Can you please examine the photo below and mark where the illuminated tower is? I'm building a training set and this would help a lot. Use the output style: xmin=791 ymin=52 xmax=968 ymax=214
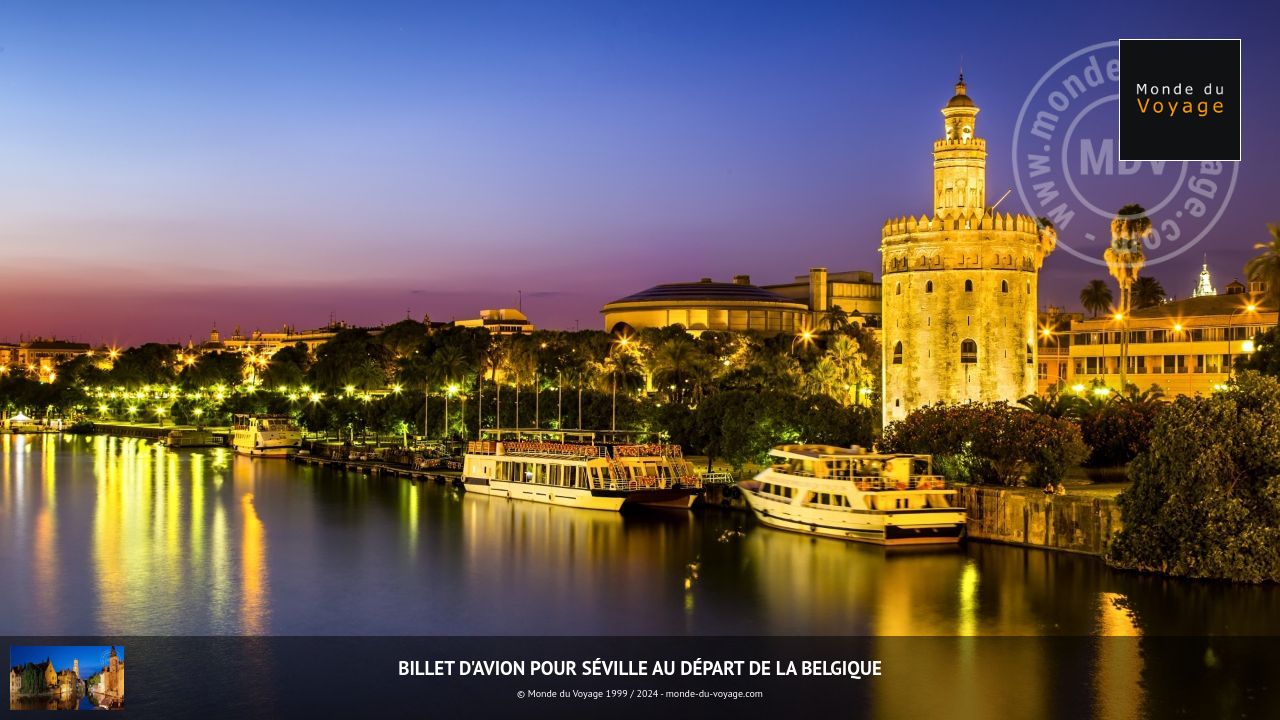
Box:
xmin=880 ymin=75 xmax=1057 ymax=425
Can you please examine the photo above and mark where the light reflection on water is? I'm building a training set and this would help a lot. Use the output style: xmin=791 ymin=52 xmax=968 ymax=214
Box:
xmin=0 ymin=434 xmax=1277 ymax=640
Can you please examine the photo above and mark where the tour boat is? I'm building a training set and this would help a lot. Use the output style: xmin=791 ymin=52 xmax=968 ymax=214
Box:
xmin=740 ymin=445 xmax=965 ymax=545
xmin=166 ymin=427 xmax=219 ymax=448
xmin=462 ymin=429 xmax=702 ymax=511
xmin=230 ymin=414 xmax=302 ymax=457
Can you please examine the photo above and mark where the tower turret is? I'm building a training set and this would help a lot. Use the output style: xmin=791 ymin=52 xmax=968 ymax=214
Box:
xmin=933 ymin=74 xmax=986 ymax=215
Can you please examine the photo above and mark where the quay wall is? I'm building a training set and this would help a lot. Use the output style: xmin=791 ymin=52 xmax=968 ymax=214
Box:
xmin=955 ymin=486 xmax=1123 ymax=556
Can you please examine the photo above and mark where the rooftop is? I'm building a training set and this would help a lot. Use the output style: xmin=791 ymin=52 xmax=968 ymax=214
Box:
xmin=606 ymin=279 xmax=805 ymax=305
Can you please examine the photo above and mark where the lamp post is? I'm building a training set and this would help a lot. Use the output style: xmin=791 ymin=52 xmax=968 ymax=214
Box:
xmin=611 ymin=336 xmax=631 ymax=432
xmin=1226 ymin=303 xmax=1259 ymax=377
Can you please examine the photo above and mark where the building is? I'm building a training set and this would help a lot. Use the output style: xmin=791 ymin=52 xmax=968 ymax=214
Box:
xmin=880 ymin=75 xmax=1057 ymax=424
xmin=93 ymin=647 xmax=123 ymax=706
xmin=761 ymin=268 xmax=882 ymax=326
xmin=1061 ymin=287 xmax=1275 ymax=397
xmin=1036 ymin=308 xmax=1080 ymax=395
xmin=0 ymin=339 xmax=94 ymax=377
xmin=601 ymin=277 xmax=812 ymax=336
xmin=203 ymin=322 xmax=355 ymax=356
xmin=9 ymin=666 xmax=19 ymax=696
xmin=1192 ymin=260 xmax=1217 ymax=297
xmin=454 ymin=308 xmax=534 ymax=335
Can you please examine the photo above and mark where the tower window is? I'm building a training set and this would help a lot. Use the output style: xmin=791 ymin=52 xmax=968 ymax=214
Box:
xmin=960 ymin=339 xmax=978 ymax=364
xmin=1001 ymin=280 xmax=1009 ymax=293
xmin=1026 ymin=343 xmax=1034 ymax=364
xmin=896 ymin=283 xmax=902 ymax=295
xmin=925 ymin=280 xmax=934 ymax=293
xmin=892 ymin=341 xmax=903 ymax=364
xmin=964 ymin=279 xmax=974 ymax=292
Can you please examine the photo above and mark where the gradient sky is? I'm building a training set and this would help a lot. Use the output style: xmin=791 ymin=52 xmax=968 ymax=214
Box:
xmin=1 ymin=1 xmax=1278 ymax=345
xmin=10 ymin=645 xmax=122 ymax=675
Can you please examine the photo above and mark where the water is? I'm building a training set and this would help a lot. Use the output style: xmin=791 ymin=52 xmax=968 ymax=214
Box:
xmin=2 ymin=433 xmax=1277 ymax=637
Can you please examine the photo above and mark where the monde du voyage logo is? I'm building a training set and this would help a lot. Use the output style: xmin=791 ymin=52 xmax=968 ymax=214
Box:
xmin=1012 ymin=40 xmax=1240 ymax=268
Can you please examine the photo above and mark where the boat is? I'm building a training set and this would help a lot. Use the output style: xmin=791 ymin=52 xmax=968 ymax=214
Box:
xmin=740 ymin=445 xmax=965 ymax=545
xmin=462 ymin=429 xmax=702 ymax=511
xmin=166 ymin=427 xmax=220 ymax=448
xmin=229 ymin=414 xmax=301 ymax=457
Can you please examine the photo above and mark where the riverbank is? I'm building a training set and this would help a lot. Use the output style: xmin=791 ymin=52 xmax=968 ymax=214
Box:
xmin=957 ymin=485 xmax=1124 ymax=556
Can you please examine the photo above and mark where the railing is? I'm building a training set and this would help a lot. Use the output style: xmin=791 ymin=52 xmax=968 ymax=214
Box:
xmin=699 ymin=471 xmax=736 ymax=485
xmin=769 ymin=466 xmax=950 ymax=491
xmin=589 ymin=474 xmax=702 ymax=492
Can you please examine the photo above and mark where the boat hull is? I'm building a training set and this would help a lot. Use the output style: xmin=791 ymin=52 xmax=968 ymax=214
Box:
xmin=468 ymin=477 xmax=698 ymax=512
xmin=742 ymin=486 xmax=964 ymax=546
xmin=232 ymin=445 xmax=299 ymax=458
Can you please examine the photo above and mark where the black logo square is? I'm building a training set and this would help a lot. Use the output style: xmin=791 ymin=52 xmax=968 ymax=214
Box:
xmin=1119 ymin=39 xmax=1240 ymax=161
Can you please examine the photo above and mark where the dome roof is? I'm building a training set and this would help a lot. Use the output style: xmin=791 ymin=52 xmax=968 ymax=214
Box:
xmin=946 ymin=74 xmax=974 ymax=108
xmin=607 ymin=279 xmax=803 ymax=305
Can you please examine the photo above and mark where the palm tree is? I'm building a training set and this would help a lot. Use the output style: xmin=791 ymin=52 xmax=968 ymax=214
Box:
xmin=1080 ymin=280 xmax=1113 ymax=319
xmin=1106 ymin=203 xmax=1151 ymax=387
xmin=1246 ymin=223 xmax=1280 ymax=329
xmin=433 ymin=346 xmax=469 ymax=438
xmin=1131 ymin=276 xmax=1166 ymax=310
xmin=1018 ymin=389 xmax=1085 ymax=421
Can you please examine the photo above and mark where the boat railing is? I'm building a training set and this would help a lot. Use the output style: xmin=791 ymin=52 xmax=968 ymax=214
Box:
xmin=467 ymin=440 xmax=607 ymax=458
xmin=770 ymin=466 xmax=950 ymax=490
xmin=699 ymin=471 xmax=736 ymax=485
xmin=589 ymin=474 xmax=702 ymax=492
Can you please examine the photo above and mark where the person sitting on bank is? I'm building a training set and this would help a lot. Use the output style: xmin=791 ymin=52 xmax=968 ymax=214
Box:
xmin=1043 ymin=482 xmax=1055 ymax=496
xmin=1055 ymin=482 xmax=1068 ymax=496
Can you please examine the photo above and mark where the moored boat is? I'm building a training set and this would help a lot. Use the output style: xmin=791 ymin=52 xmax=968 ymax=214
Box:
xmin=166 ymin=427 xmax=219 ymax=448
xmin=230 ymin=414 xmax=301 ymax=457
xmin=462 ymin=429 xmax=702 ymax=511
xmin=741 ymin=445 xmax=965 ymax=545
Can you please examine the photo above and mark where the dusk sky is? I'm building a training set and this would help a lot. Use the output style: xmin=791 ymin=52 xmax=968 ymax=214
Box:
xmin=10 ymin=645 xmax=122 ymax=675
xmin=1 ymin=1 xmax=1277 ymax=346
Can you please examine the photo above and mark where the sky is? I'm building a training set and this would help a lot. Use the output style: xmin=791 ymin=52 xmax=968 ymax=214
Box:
xmin=10 ymin=645 xmax=122 ymax=675
xmin=1 ymin=0 xmax=1278 ymax=345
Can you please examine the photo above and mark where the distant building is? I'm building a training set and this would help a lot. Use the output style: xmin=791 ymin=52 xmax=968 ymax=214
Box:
xmin=454 ymin=308 xmax=534 ymax=335
xmin=93 ymin=647 xmax=123 ymax=706
xmin=1036 ymin=307 xmax=1081 ymax=395
xmin=9 ymin=666 xmax=20 ymax=696
xmin=204 ymin=322 xmax=359 ymax=356
xmin=601 ymin=277 xmax=812 ymax=336
xmin=0 ymin=339 xmax=92 ymax=378
xmin=761 ymin=268 xmax=882 ymax=326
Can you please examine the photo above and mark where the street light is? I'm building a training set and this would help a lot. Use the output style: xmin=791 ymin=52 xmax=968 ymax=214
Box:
xmin=1226 ymin=302 xmax=1260 ymax=377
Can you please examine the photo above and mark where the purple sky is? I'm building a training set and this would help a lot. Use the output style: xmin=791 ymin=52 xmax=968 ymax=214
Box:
xmin=0 ymin=1 xmax=1276 ymax=346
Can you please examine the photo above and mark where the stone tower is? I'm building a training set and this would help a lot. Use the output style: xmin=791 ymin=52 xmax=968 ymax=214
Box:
xmin=880 ymin=75 xmax=1056 ymax=425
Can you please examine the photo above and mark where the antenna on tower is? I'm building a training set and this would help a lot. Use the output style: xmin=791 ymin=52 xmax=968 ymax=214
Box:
xmin=990 ymin=188 xmax=1012 ymax=211
xmin=518 ymin=290 xmax=523 ymax=312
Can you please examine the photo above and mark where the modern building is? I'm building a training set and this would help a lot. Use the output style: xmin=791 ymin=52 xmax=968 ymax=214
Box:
xmin=880 ymin=75 xmax=1057 ymax=424
xmin=601 ymin=277 xmax=812 ymax=336
xmin=1035 ymin=308 xmax=1080 ymax=395
xmin=454 ymin=308 xmax=534 ymax=335
xmin=761 ymin=268 xmax=882 ymax=326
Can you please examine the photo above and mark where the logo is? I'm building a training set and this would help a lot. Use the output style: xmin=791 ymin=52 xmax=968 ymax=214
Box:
xmin=1011 ymin=41 xmax=1238 ymax=268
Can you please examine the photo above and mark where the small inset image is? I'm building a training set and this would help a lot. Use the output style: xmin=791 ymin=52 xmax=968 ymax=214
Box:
xmin=9 ymin=645 xmax=124 ymax=711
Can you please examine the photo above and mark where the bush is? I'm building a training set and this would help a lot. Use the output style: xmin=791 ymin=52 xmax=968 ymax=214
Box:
xmin=880 ymin=401 xmax=1087 ymax=486
xmin=1107 ymin=372 xmax=1280 ymax=583
xmin=1079 ymin=399 xmax=1165 ymax=467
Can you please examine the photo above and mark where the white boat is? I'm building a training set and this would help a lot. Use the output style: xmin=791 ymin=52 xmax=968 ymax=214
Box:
xmin=462 ymin=429 xmax=702 ymax=511
xmin=741 ymin=445 xmax=965 ymax=545
xmin=230 ymin=414 xmax=301 ymax=457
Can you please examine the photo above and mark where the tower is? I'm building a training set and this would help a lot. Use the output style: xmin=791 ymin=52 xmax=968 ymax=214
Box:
xmin=1193 ymin=258 xmax=1216 ymax=297
xmin=73 ymin=659 xmax=79 ymax=679
xmin=880 ymin=75 xmax=1057 ymax=425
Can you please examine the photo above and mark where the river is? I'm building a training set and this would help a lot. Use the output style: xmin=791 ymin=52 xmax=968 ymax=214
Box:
xmin=1 ymin=433 xmax=1276 ymax=638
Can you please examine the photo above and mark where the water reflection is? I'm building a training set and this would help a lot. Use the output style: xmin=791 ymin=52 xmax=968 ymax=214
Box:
xmin=0 ymin=435 xmax=1277 ymax=641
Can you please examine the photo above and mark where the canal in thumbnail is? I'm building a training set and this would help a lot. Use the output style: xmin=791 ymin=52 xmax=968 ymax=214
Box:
xmin=2 ymin=433 xmax=1277 ymax=637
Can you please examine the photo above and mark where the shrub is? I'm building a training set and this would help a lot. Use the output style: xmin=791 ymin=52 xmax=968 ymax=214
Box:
xmin=1107 ymin=372 xmax=1280 ymax=582
xmin=880 ymin=401 xmax=1087 ymax=486
xmin=1079 ymin=398 xmax=1165 ymax=467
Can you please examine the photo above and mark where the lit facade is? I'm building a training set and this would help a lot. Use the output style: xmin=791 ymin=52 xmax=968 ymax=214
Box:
xmin=454 ymin=308 xmax=534 ymax=335
xmin=880 ymin=76 xmax=1056 ymax=424
xmin=761 ymin=268 xmax=882 ymax=326
xmin=1059 ymin=291 xmax=1275 ymax=396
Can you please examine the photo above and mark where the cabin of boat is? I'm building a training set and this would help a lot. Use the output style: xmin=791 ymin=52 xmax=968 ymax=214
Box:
xmin=462 ymin=428 xmax=702 ymax=511
xmin=230 ymin=414 xmax=302 ymax=457
xmin=741 ymin=444 xmax=965 ymax=545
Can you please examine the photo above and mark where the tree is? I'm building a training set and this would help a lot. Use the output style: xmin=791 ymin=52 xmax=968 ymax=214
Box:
xmin=307 ymin=329 xmax=393 ymax=391
xmin=260 ymin=343 xmax=311 ymax=390
xmin=107 ymin=343 xmax=176 ymax=388
xmin=880 ymin=401 xmax=1087 ymax=486
xmin=1131 ymin=275 xmax=1166 ymax=310
xmin=1245 ymin=223 xmax=1280 ymax=328
xmin=1080 ymin=280 xmax=1113 ymax=319
xmin=1107 ymin=372 xmax=1280 ymax=582
xmin=1236 ymin=328 xmax=1280 ymax=376
xmin=182 ymin=351 xmax=245 ymax=389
